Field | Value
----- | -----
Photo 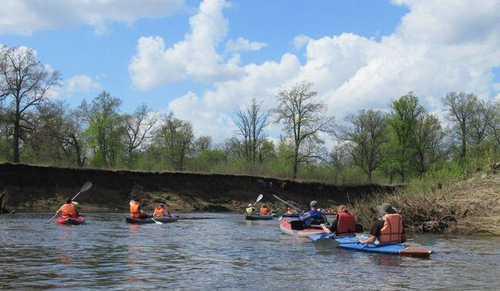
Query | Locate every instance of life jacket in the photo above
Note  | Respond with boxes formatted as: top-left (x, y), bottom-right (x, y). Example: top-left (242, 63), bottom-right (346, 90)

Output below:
top-left (260, 207), bottom-right (271, 216)
top-left (60, 203), bottom-right (78, 218)
top-left (379, 214), bottom-right (406, 244)
top-left (153, 207), bottom-right (166, 218)
top-left (246, 207), bottom-right (255, 215)
top-left (336, 211), bottom-right (356, 235)
top-left (130, 201), bottom-right (141, 219)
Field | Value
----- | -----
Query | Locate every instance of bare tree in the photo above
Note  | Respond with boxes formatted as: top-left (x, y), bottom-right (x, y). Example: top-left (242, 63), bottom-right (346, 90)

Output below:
top-left (469, 99), bottom-right (496, 147)
top-left (0, 46), bottom-right (60, 162)
top-left (274, 82), bottom-right (334, 179)
top-left (341, 110), bottom-right (387, 183)
top-left (124, 104), bottom-right (157, 167)
top-left (489, 101), bottom-right (500, 148)
top-left (443, 92), bottom-right (477, 160)
top-left (234, 98), bottom-right (268, 166)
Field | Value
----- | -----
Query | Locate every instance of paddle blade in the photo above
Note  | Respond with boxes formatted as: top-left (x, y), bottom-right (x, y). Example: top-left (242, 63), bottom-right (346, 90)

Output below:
top-left (255, 194), bottom-right (263, 204)
top-left (80, 181), bottom-right (93, 193)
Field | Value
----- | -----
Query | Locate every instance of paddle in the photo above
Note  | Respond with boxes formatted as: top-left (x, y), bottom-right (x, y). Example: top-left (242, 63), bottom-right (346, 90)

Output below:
top-left (151, 217), bottom-right (163, 224)
top-left (47, 181), bottom-right (93, 223)
top-left (272, 194), bottom-right (302, 212)
top-left (255, 194), bottom-right (263, 205)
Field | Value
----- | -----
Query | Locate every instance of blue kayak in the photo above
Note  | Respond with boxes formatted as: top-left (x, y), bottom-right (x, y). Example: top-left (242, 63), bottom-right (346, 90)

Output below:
top-left (309, 233), bottom-right (431, 258)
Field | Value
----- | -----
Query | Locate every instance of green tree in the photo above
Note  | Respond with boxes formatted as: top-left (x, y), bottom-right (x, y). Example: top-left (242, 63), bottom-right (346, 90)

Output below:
top-left (155, 113), bottom-right (193, 171)
top-left (388, 93), bottom-right (424, 182)
top-left (414, 113), bottom-right (443, 176)
top-left (82, 91), bottom-right (125, 168)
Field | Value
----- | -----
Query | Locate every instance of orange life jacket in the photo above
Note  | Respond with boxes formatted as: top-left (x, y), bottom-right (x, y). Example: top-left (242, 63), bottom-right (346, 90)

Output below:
top-left (379, 214), bottom-right (406, 244)
top-left (130, 201), bottom-right (141, 219)
top-left (260, 207), bottom-right (271, 216)
top-left (60, 203), bottom-right (78, 218)
top-left (153, 207), bottom-right (166, 218)
top-left (336, 211), bottom-right (356, 235)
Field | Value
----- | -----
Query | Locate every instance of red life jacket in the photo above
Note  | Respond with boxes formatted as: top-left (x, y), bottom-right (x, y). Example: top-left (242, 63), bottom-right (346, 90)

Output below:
top-left (379, 214), bottom-right (406, 244)
top-left (336, 211), bottom-right (356, 235)
top-left (60, 203), bottom-right (78, 218)
top-left (130, 201), bottom-right (141, 219)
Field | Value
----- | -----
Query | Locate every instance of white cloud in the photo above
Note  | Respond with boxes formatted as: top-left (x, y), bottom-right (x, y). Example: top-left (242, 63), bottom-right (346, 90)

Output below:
top-left (48, 74), bottom-right (102, 99)
top-left (160, 0), bottom-right (500, 142)
top-left (225, 37), bottom-right (267, 53)
top-left (66, 75), bottom-right (102, 95)
top-left (129, 0), bottom-right (258, 90)
top-left (0, 0), bottom-right (185, 35)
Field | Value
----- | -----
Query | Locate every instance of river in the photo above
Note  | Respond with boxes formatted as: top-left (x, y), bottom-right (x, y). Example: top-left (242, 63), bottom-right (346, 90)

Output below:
top-left (1, 213), bottom-right (499, 290)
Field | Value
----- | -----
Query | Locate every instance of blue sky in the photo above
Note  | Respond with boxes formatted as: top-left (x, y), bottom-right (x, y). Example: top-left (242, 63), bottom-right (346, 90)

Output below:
top-left (0, 0), bottom-right (408, 111)
top-left (0, 0), bottom-right (498, 141)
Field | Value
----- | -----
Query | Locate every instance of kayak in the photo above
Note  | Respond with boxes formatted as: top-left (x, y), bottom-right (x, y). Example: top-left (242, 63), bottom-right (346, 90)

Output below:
top-left (125, 216), bottom-right (178, 224)
top-left (309, 233), bottom-right (432, 258)
top-left (56, 216), bottom-right (85, 225)
top-left (245, 214), bottom-right (273, 220)
top-left (279, 217), bottom-right (327, 237)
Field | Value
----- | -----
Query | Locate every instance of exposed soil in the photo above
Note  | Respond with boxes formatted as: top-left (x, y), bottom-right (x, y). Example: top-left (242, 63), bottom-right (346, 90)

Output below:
top-left (0, 163), bottom-right (396, 214)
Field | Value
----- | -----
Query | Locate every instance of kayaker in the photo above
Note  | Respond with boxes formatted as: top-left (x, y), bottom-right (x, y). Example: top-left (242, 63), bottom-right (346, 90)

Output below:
top-left (129, 197), bottom-right (149, 219)
top-left (360, 203), bottom-right (406, 245)
top-left (285, 207), bottom-right (297, 215)
top-left (301, 200), bottom-right (327, 227)
top-left (153, 203), bottom-right (170, 218)
top-left (260, 204), bottom-right (272, 216)
top-left (245, 203), bottom-right (256, 215)
top-left (57, 199), bottom-right (79, 218)
top-left (329, 205), bottom-right (356, 236)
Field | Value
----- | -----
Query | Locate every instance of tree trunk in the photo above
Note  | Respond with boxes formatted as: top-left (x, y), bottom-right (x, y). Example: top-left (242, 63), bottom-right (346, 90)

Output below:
top-left (293, 146), bottom-right (299, 179)
top-left (13, 111), bottom-right (21, 163)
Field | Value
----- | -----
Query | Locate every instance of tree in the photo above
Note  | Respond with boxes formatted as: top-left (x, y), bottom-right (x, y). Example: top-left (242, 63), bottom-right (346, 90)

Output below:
top-left (274, 82), bottom-right (334, 179)
top-left (329, 143), bottom-right (352, 184)
top-left (389, 93), bottom-right (424, 182)
top-left (156, 113), bottom-right (193, 171)
top-left (468, 99), bottom-right (496, 148)
top-left (341, 110), bottom-right (387, 182)
top-left (124, 104), bottom-right (157, 167)
top-left (61, 108), bottom-right (88, 167)
top-left (443, 92), bottom-right (477, 161)
top-left (234, 98), bottom-right (268, 167)
top-left (82, 92), bottom-right (125, 168)
top-left (0, 46), bottom-right (60, 162)
top-left (414, 113), bottom-right (443, 176)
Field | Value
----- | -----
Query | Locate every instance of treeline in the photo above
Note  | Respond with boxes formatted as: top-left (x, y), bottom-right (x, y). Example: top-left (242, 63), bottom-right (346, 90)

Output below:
top-left (1, 46), bottom-right (498, 184)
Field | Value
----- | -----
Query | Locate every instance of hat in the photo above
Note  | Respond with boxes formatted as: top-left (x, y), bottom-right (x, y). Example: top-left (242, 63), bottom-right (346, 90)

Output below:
top-left (310, 200), bottom-right (318, 207)
top-left (248, 203), bottom-right (253, 207)
top-left (71, 201), bottom-right (79, 206)
top-left (377, 203), bottom-right (397, 216)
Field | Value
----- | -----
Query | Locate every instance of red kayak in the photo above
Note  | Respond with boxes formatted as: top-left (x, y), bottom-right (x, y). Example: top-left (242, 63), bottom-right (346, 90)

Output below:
top-left (279, 217), bottom-right (327, 237)
top-left (56, 216), bottom-right (85, 225)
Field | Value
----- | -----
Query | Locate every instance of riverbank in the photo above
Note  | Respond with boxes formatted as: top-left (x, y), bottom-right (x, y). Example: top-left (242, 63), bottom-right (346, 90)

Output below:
top-left (0, 163), bottom-right (395, 214)
top-left (351, 170), bottom-right (500, 235)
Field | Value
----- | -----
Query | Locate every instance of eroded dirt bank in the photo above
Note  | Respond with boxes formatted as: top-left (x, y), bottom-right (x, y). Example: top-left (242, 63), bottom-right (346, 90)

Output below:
top-left (0, 163), bottom-right (396, 213)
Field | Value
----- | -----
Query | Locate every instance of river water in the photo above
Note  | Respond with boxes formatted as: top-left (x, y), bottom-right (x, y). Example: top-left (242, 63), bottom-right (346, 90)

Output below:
top-left (0, 213), bottom-right (499, 290)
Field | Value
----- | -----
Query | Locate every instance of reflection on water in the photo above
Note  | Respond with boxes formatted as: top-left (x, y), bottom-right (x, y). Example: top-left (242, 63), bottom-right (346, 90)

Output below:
top-left (0, 213), bottom-right (499, 290)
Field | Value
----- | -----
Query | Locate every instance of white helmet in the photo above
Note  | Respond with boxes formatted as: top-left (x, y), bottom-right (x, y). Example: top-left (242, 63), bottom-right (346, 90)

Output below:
top-left (310, 200), bottom-right (318, 208)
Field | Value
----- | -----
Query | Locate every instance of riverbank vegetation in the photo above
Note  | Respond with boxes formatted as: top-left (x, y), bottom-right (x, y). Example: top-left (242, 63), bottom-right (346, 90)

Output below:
top-left (1, 45), bottom-right (498, 188)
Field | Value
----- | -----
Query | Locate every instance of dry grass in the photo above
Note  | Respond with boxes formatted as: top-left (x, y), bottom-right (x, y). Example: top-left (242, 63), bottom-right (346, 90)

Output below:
top-left (349, 172), bottom-right (500, 235)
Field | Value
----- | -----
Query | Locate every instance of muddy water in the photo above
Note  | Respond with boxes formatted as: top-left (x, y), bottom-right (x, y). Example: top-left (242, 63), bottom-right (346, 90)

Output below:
top-left (1, 213), bottom-right (499, 290)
